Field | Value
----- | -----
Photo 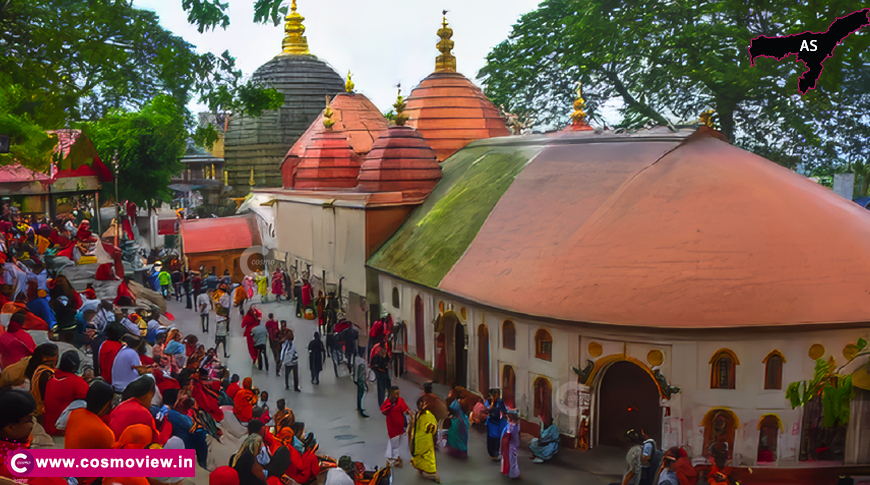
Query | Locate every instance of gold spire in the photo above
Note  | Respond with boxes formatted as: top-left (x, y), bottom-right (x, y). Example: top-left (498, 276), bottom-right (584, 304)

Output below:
top-left (699, 109), bottom-right (716, 127)
top-left (571, 83), bottom-right (588, 125)
top-left (281, 0), bottom-right (310, 56)
top-left (435, 13), bottom-right (456, 72)
top-left (393, 84), bottom-right (408, 126)
top-left (345, 71), bottom-right (355, 94)
top-left (249, 167), bottom-right (255, 186)
top-left (323, 95), bottom-right (335, 130)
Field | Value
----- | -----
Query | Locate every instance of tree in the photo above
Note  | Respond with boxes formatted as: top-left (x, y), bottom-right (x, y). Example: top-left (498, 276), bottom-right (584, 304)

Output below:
top-left (786, 339), bottom-right (865, 428)
top-left (192, 51), bottom-right (284, 150)
top-left (0, 76), bottom-right (57, 172)
top-left (477, 0), bottom-right (870, 171)
top-left (82, 96), bottom-right (189, 208)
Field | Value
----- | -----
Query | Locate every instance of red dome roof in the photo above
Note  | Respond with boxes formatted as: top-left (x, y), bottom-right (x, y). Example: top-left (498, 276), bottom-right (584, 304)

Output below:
top-left (293, 131), bottom-right (361, 190)
top-left (357, 126), bottom-right (442, 194)
top-left (405, 72), bottom-right (510, 162)
top-left (281, 93), bottom-right (389, 188)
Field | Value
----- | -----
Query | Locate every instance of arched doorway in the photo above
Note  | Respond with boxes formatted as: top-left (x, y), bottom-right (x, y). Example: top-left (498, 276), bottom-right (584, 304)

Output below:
top-left (597, 360), bottom-right (662, 446)
top-left (758, 414), bottom-right (780, 463)
top-left (414, 296), bottom-right (425, 360)
top-left (478, 325), bottom-right (490, 393)
top-left (534, 377), bottom-right (553, 425)
top-left (454, 321), bottom-right (467, 388)
top-left (702, 408), bottom-right (738, 466)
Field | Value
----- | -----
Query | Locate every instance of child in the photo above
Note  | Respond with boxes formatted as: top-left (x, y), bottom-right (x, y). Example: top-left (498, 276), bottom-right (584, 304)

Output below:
top-left (258, 390), bottom-right (272, 424)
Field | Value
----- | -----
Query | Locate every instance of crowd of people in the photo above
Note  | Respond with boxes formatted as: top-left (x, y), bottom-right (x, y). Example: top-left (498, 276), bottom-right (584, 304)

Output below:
top-left (0, 203), bottom-right (569, 485)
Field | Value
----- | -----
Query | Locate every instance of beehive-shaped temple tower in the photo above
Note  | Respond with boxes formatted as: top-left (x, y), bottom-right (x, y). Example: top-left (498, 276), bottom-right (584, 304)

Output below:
top-left (222, 0), bottom-right (345, 197)
top-left (404, 15), bottom-right (511, 162)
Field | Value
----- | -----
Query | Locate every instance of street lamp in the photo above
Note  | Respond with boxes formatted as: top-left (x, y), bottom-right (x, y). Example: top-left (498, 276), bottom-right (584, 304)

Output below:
top-left (0, 135), bottom-right (10, 154)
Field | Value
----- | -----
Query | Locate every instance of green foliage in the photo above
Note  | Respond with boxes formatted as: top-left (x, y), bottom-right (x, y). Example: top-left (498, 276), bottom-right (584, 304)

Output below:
top-left (82, 96), bottom-right (189, 208)
top-left (786, 344), bottom-right (863, 428)
top-left (181, 0), bottom-right (230, 33)
top-left (1, 0), bottom-right (213, 126)
top-left (0, 79), bottom-right (57, 172)
top-left (194, 51), bottom-right (284, 149)
top-left (478, 0), bottom-right (870, 171)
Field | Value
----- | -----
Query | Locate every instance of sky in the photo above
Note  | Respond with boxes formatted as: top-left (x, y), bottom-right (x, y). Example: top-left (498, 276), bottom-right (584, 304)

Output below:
top-left (133, 0), bottom-right (546, 116)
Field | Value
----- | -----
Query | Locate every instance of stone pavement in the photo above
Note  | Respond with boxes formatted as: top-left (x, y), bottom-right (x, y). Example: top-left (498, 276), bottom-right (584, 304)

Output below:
top-left (164, 296), bottom-right (623, 484)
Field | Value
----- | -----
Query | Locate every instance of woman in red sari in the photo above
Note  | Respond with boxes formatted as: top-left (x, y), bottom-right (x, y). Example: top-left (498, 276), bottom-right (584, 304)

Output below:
top-left (233, 377), bottom-right (257, 424)
top-left (190, 369), bottom-right (224, 422)
top-left (108, 375), bottom-right (172, 445)
top-left (241, 307), bottom-right (262, 362)
top-left (43, 351), bottom-right (88, 436)
top-left (271, 269), bottom-right (284, 301)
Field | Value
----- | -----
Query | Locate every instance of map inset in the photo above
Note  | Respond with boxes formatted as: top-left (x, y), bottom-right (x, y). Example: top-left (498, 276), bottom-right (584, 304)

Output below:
top-left (748, 9), bottom-right (870, 94)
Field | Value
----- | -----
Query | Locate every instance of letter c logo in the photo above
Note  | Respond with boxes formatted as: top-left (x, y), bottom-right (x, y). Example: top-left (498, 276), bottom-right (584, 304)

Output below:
top-left (9, 451), bottom-right (34, 475)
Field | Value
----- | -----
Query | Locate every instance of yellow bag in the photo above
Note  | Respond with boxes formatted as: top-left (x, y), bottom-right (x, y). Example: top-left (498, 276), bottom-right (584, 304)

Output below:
top-left (304, 308), bottom-right (315, 320)
top-left (77, 255), bottom-right (98, 265)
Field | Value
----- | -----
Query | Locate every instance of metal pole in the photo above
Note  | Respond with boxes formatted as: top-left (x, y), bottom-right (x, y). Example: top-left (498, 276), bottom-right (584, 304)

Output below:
top-left (114, 151), bottom-right (119, 247)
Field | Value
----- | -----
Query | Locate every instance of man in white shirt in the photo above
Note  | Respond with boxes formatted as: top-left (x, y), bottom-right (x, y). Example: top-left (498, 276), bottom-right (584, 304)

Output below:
top-left (112, 335), bottom-right (147, 393)
top-left (196, 291), bottom-right (213, 333)
top-left (280, 335), bottom-right (300, 392)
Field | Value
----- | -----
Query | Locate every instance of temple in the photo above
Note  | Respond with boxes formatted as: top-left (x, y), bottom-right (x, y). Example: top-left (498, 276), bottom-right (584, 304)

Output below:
top-left (222, 1), bottom-right (345, 198)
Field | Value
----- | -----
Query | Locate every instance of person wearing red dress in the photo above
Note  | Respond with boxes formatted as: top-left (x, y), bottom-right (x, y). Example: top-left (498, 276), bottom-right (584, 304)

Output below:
top-left (191, 370), bottom-right (224, 422)
top-left (43, 351), bottom-right (88, 436)
top-left (233, 377), bottom-right (257, 423)
top-left (108, 375), bottom-right (172, 445)
top-left (0, 314), bottom-right (35, 368)
top-left (99, 322), bottom-right (127, 384)
top-left (226, 374), bottom-right (241, 398)
top-left (241, 307), bottom-right (262, 362)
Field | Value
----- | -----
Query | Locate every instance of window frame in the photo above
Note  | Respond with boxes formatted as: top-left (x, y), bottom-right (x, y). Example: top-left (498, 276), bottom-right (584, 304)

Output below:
top-left (502, 320), bottom-right (516, 350)
top-left (709, 349), bottom-right (739, 389)
top-left (534, 328), bottom-right (553, 361)
top-left (391, 287), bottom-right (400, 309)
top-left (762, 350), bottom-right (786, 390)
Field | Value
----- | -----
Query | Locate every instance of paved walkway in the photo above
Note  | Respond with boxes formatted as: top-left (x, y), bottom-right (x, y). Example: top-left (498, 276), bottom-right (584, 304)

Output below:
top-left (165, 296), bottom-right (622, 484)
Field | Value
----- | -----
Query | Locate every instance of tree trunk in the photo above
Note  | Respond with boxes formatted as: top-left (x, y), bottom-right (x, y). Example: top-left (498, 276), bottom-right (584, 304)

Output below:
top-left (719, 108), bottom-right (736, 143)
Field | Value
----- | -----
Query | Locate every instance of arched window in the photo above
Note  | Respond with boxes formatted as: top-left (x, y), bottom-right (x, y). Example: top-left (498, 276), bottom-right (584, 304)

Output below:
top-left (392, 287), bottom-right (400, 309)
top-left (502, 365), bottom-right (516, 409)
top-left (535, 329), bottom-right (553, 361)
top-left (460, 307), bottom-right (467, 320)
top-left (502, 320), bottom-right (516, 350)
top-left (763, 350), bottom-right (786, 390)
top-left (710, 349), bottom-right (739, 389)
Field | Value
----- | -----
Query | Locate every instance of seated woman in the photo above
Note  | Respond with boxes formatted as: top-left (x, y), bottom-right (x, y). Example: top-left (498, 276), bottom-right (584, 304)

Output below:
top-left (43, 351), bottom-right (88, 436)
top-left (231, 434), bottom-right (268, 485)
top-left (162, 388), bottom-right (209, 470)
top-left (233, 377), bottom-right (257, 424)
top-left (65, 379), bottom-right (116, 449)
top-left (108, 375), bottom-right (172, 445)
top-left (529, 415), bottom-right (560, 464)
top-left (28, 342), bottom-right (59, 424)
top-left (0, 388), bottom-right (67, 484)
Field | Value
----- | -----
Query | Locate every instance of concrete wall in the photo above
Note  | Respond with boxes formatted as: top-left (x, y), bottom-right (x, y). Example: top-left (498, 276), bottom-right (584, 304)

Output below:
top-left (378, 273), bottom-right (870, 467)
top-left (274, 199), bottom-right (367, 301)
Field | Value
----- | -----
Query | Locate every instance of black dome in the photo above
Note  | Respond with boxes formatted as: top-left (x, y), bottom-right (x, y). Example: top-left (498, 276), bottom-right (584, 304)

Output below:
top-left (223, 54), bottom-right (345, 196)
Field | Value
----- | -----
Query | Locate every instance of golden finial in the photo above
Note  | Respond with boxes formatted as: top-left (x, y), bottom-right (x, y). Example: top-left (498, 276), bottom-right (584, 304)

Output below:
top-left (323, 95), bottom-right (335, 130)
top-left (393, 84), bottom-right (408, 126)
top-left (281, 0), bottom-right (310, 56)
top-left (699, 109), bottom-right (716, 127)
top-left (345, 71), bottom-right (355, 94)
top-left (571, 82), bottom-right (588, 126)
top-left (435, 11), bottom-right (456, 73)
top-left (210, 163), bottom-right (216, 180)
top-left (249, 167), bottom-right (255, 186)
